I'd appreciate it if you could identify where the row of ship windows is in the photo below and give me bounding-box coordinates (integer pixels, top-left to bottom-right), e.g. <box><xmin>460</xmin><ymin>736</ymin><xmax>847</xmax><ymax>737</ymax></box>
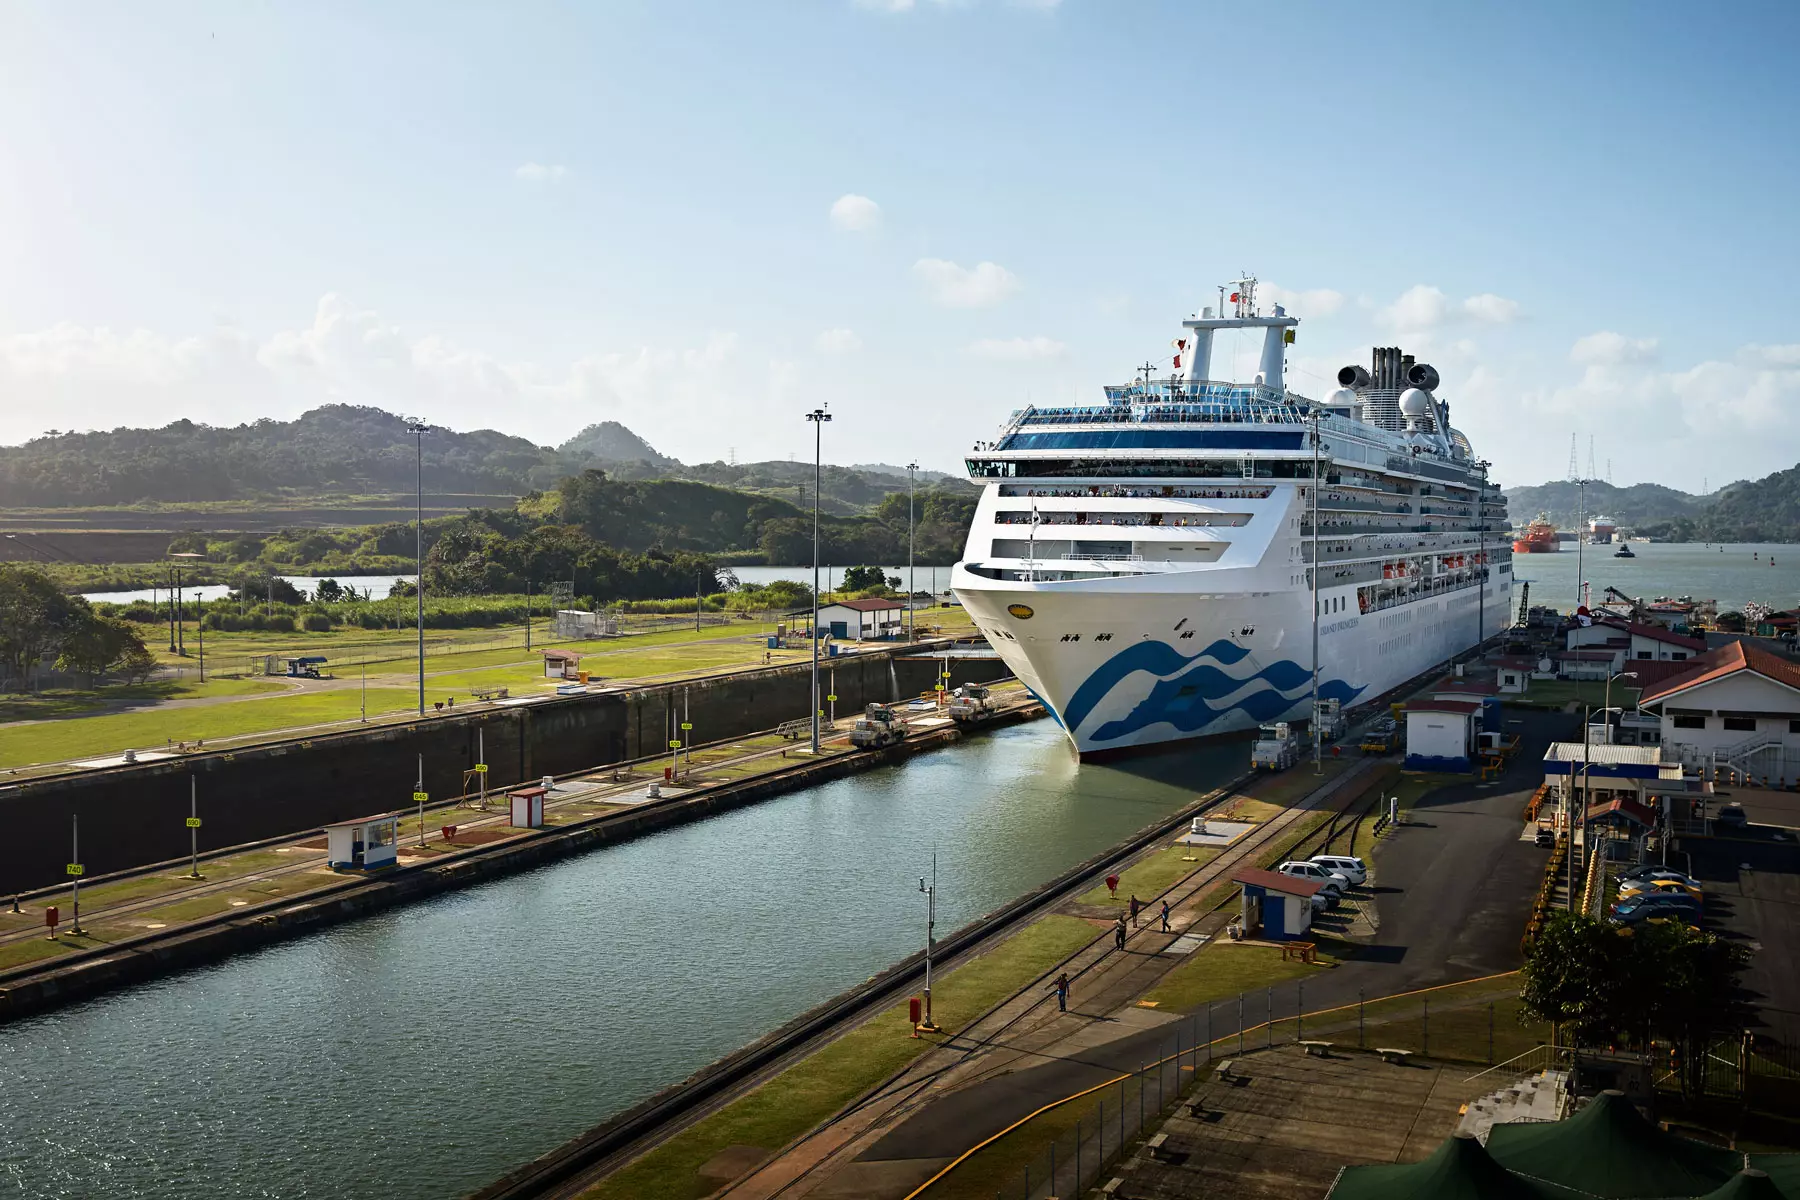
<box><xmin>993</xmin><ymin>511</ymin><xmax>1250</xmax><ymax>528</ymax></box>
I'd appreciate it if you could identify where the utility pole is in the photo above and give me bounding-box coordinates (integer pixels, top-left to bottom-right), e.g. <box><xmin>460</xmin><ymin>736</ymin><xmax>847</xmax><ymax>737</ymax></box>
<box><xmin>907</xmin><ymin>461</ymin><xmax>918</xmax><ymax>642</ymax></box>
<box><xmin>696</xmin><ymin>569</ymin><xmax>703</xmax><ymax>633</ymax></box>
<box><xmin>1310</xmin><ymin>410</ymin><xmax>1322</xmax><ymax>773</ymax></box>
<box><xmin>68</xmin><ymin>814</ymin><xmax>85</xmax><ymax>936</ymax></box>
<box><xmin>806</xmin><ymin>407</ymin><xmax>832</xmax><ymax>753</ymax></box>
<box><xmin>407</xmin><ymin>420</ymin><xmax>430</xmax><ymax>717</ymax></box>
<box><xmin>187</xmin><ymin>773</ymin><xmax>202</xmax><ymax>878</ymax></box>
<box><xmin>525</xmin><ymin>573</ymin><xmax>533</xmax><ymax>652</ymax></box>
<box><xmin>918</xmin><ymin>852</ymin><xmax>940</xmax><ymax>1031</ymax></box>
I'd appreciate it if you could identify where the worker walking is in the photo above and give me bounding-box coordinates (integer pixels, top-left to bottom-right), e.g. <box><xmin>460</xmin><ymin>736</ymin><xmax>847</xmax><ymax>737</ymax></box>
<box><xmin>1114</xmin><ymin>914</ymin><xmax>1128</xmax><ymax>951</ymax></box>
<box><xmin>1129</xmin><ymin>894</ymin><xmax>1142</xmax><ymax>928</ymax></box>
<box><xmin>1049</xmin><ymin>971</ymin><xmax>1070</xmax><ymax>1012</ymax></box>
<box><xmin>1160</xmin><ymin>899</ymin><xmax>1172</xmax><ymax>933</ymax></box>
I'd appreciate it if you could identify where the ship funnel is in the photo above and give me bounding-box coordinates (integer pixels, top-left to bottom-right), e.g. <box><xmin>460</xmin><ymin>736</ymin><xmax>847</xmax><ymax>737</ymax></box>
<box><xmin>1406</xmin><ymin>362</ymin><xmax>1440</xmax><ymax>391</ymax></box>
<box><xmin>1337</xmin><ymin>364</ymin><xmax>1370</xmax><ymax>388</ymax></box>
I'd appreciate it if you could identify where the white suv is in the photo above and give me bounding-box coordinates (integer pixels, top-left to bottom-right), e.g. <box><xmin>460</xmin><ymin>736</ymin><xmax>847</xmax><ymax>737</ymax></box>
<box><xmin>1309</xmin><ymin>855</ymin><xmax>1367</xmax><ymax>887</ymax></box>
<box><xmin>1277</xmin><ymin>860</ymin><xmax>1350</xmax><ymax>894</ymax></box>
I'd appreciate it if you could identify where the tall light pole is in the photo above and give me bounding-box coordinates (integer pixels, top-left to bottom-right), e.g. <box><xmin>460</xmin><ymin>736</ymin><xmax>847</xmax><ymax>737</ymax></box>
<box><xmin>406</xmin><ymin>419</ymin><xmax>430</xmax><ymax>717</ymax></box>
<box><xmin>806</xmin><ymin>407</ymin><xmax>832</xmax><ymax>753</ymax></box>
<box><xmin>1309</xmin><ymin>410</ymin><xmax>1322</xmax><ymax>773</ymax></box>
<box><xmin>918</xmin><ymin>852</ymin><xmax>939</xmax><ymax>1032</ymax></box>
<box><xmin>906</xmin><ymin>461</ymin><xmax>919</xmax><ymax>642</ymax></box>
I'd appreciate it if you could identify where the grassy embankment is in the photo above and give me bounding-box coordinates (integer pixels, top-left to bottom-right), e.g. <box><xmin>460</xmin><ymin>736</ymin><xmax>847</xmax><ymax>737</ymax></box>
<box><xmin>578</xmin><ymin>914</ymin><xmax>1097</xmax><ymax>1200</ymax></box>
<box><xmin>0</xmin><ymin>607</ymin><xmax>979</xmax><ymax>769</ymax></box>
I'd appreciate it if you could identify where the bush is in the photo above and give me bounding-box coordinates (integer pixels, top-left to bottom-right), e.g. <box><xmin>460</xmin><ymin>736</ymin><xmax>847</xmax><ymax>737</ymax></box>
<box><xmin>302</xmin><ymin>613</ymin><xmax>333</xmax><ymax>632</ymax></box>
<box><xmin>120</xmin><ymin>602</ymin><xmax>162</xmax><ymax>624</ymax></box>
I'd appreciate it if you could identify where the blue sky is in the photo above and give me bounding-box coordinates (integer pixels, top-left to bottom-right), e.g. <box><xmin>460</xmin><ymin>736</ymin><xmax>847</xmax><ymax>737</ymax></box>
<box><xmin>2</xmin><ymin>0</ymin><xmax>1797</xmax><ymax>488</ymax></box>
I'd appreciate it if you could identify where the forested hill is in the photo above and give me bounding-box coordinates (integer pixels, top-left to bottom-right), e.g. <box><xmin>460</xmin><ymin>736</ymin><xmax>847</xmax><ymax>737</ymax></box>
<box><xmin>1501</xmin><ymin>479</ymin><xmax>1711</xmax><ymax>530</ymax></box>
<box><xmin>0</xmin><ymin>406</ymin><xmax>973</xmax><ymax>509</ymax></box>
<box><xmin>1501</xmin><ymin>468</ymin><xmax>1800</xmax><ymax>542</ymax></box>
<box><xmin>0</xmin><ymin>406</ymin><xmax>579</xmax><ymax>505</ymax></box>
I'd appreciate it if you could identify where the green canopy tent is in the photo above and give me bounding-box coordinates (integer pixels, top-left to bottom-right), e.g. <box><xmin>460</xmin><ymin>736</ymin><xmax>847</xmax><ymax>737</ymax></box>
<box><xmin>1697</xmin><ymin>1169</ymin><xmax>1788</xmax><ymax>1200</ymax></box>
<box><xmin>1745</xmin><ymin>1156</ymin><xmax>1800</xmax><ymax>1199</ymax></box>
<box><xmin>1485</xmin><ymin>1091</ymin><xmax>1743</xmax><ymax>1198</ymax></box>
<box><xmin>1327</xmin><ymin>1132</ymin><xmax>1577</xmax><ymax>1200</ymax></box>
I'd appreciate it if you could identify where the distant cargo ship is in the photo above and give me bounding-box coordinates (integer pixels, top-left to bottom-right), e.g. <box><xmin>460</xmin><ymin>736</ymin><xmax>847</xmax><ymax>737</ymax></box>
<box><xmin>1589</xmin><ymin>515</ymin><xmax>1617</xmax><ymax>544</ymax></box>
<box><xmin>1513</xmin><ymin>515</ymin><xmax>1559</xmax><ymax>554</ymax></box>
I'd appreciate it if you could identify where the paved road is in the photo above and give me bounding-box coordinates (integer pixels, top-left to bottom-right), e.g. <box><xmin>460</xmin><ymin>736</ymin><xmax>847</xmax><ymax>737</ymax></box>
<box><xmin>1304</xmin><ymin>707</ymin><xmax>1574</xmax><ymax>1010</ymax></box>
<box><xmin>1685</xmin><ymin>834</ymin><xmax>1800</xmax><ymax>1046</ymax></box>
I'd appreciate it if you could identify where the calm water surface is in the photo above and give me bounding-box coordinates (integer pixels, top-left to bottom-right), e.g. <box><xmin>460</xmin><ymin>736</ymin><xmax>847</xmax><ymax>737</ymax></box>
<box><xmin>1510</xmin><ymin>541</ymin><xmax>1800</xmax><ymax>613</ymax></box>
<box><xmin>0</xmin><ymin>722</ymin><xmax>1240</xmax><ymax>1200</ymax></box>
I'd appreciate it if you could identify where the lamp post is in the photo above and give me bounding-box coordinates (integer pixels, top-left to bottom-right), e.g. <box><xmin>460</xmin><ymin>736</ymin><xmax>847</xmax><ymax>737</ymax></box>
<box><xmin>170</xmin><ymin>552</ymin><xmax>205</xmax><ymax>676</ymax></box>
<box><xmin>406</xmin><ymin>419</ymin><xmax>430</xmax><ymax>717</ymax></box>
<box><xmin>906</xmin><ymin>461</ymin><xmax>919</xmax><ymax>642</ymax></box>
<box><xmin>1309</xmin><ymin>410</ymin><xmax>1322</xmax><ymax>773</ymax></box>
<box><xmin>917</xmin><ymin>852</ymin><xmax>939</xmax><ymax>1032</ymax></box>
<box><xmin>806</xmin><ymin>407</ymin><xmax>832</xmax><ymax>753</ymax></box>
<box><xmin>1572</xmin><ymin>669</ymin><xmax>1639</xmax><ymax>909</ymax></box>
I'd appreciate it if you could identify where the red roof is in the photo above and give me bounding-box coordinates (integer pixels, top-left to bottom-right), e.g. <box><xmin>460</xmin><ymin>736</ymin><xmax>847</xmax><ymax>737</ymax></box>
<box><xmin>1598</xmin><ymin>617</ymin><xmax>1706</xmax><ymax>651</ymax></box>
<box><xmin>1405</xmin><ymin>698</ymin><xmax>1480</xmax><ymax>714</ymax></box>
<box><xmin>1233</xmin><ymin>867</ymin><xmax>1322</xmax><ymax>897</ymax></box>
<box><xmin>1585</xmin><ymin>796</ymin><xmax>1659</xmax><ymax>828</ymax></box>
<box><xmin>1558</xmin><ymin>649</ymin><xmax>1621</xmax><ymax>661</ymax></box>
<box><xmin>542</xmin><ymin>649</ymin><xmax>582</xmax><ymax>661</ymax></box>
<box><xmin>1640</xmin><ymin>639</ymin><xmax>1800</xmax><ymax>705</ymax></box>
<box><xmin>1492</xmin><ymin>655</ymin><xmax>1540</xmax><ymax>670</ymax></box>
<box><xmin>824</xmin><ymin>597</ymin><xmax>904</xmax><ymax>612</ymax></box>
<box><xmin>1434</xmin><ymin>678</ymin><xmax>1500</xmax><ymax>695</ymax></box>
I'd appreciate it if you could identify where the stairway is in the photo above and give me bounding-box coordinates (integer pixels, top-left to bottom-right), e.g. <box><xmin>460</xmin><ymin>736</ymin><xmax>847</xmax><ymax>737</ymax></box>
<box><xmin>1456</xmin><ymin>1068</ymin><xmax>1574</xmax><ymax>1141</ymax></box>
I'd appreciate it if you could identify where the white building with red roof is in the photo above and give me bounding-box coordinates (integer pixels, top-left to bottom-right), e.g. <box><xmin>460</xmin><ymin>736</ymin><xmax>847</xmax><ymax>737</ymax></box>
<box><xmin>1638</xmin><ymin>640</ymin><xmax>1800</xmax><ymax>783</ymax></box>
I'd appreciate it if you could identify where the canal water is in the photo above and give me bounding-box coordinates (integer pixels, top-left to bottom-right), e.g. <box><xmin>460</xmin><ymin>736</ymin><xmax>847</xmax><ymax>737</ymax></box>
<box><xmin>1510</xmin><ymin>541</ymin><xmax>1800</xmax><ymax>614</ymax></box>
<box><xmin>0</xmin><ymin>722</ymin><xmax>1241</xmax><ymax>1200</ymax></box>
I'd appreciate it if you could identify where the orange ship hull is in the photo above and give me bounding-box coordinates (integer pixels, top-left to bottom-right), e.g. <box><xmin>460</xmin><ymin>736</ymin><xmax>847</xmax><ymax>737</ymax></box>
<box><xmin>1513</xmin><ymin>517</ymin><xmax>1559</xmax><ymax>552</ymax></box>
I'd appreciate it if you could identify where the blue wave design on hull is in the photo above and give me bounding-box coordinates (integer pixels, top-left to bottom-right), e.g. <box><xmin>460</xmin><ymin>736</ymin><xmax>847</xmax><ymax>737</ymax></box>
<box><xmin>1064</xmin><ymin>639</ymin><xmax>1367</xmax><ymax>746</ymax></box>
<box><xmin>1061</xmin><ymin>639</ymin><xmax>1249</xmax><ymax>733</ymax></box>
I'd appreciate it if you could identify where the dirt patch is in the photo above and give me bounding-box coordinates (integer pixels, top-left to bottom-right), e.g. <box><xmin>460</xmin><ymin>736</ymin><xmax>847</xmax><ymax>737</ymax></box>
<box><xmin>442</xmin><ymin>829</ymin><xmax>516</xmax><ymax>847</ymax></box>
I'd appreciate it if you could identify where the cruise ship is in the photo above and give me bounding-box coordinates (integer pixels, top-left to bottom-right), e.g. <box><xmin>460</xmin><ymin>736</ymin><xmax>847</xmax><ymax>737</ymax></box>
<box><xmin>950</xmin><ymin>278</ymin><xmax>1513</xmax><ymax>757</ymax></box>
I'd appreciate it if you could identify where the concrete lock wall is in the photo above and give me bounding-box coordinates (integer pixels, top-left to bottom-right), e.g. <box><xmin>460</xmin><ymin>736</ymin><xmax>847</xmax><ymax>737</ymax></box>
<box><xmin>0</xmin><ymin>650</ymin><xmax>1008</xmax><ymax>893</ymax></box>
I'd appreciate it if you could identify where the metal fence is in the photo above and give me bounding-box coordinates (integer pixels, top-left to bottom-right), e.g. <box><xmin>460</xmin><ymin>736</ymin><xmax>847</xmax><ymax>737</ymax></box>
<box><xmin>952</xmin><ymin>977</ymin><xmax>1536</xmax><ymax>1200</ymax></box>
<box><xmin>953</xmin><ymin>979</ymin><xmax>1800</xmax><ymax>1200</ymax></box>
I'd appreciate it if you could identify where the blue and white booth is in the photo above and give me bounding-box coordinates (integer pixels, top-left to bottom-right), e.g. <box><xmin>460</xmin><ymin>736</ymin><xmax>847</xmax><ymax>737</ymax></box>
<box><xmin>1233</xmin><ymin>867</ymin><xmax>1319</xmax><ymax>941</ymax></box>
<box><xmin>325</xmin><ymin>813</ymin><xmax>400</xmax><ymax>872</ymax></box>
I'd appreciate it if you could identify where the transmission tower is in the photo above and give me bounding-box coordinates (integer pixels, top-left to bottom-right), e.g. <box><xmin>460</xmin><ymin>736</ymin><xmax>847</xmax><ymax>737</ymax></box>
<box><xmin>1587</xmin><ymin>436</ymin><xmax>1597</xmax><ymax>481</ymax></box>
<box><xmin>1566</xmin><ymin>433</ymin><xmax>1579</xmax><ymax>482</ymax></box>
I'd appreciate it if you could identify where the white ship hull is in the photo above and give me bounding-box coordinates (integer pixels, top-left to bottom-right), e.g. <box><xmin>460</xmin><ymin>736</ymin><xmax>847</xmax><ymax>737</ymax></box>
<box><xmin>955</xmin><ymin>564</ymin><xmax>1512</xmax><ymax>756</ymax></box>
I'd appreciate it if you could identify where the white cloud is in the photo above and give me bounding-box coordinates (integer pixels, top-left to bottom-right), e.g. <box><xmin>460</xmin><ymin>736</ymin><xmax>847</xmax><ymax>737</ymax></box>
<box><xmin>1259</xmin><ymin>283</ymin><xmax>1345</xmax><ymax>318</ymax></box>
<box><xmin>1571</xmin><ymin>331</ymin><xmax>1660</xmax><ymax>365</ymax></box>
<box><xmin>967</xmin><ymin>336</ymin><xmax>1066</xmax><ymax>361</ymax></box>
<box><xmin>912</xmin><ymin>258</ymin><xmax>1020</xmax><ymax>308</ymax></box>
<box><xmin>514</xmin><ymin>162</ymin><xmax>570</xmax><ymax>183</ymax></box>
<box><xmin>814</xmin><ymin>328</ymin><xmax>863</xmax><ymax>355</ymax></box>
<box><xmin>829</xmin><ymin>193</ymin><xmax>881</xmax><ymax>232</ymax></box>
<box><xmin>1378</xmin><ymin>284</ymin><xmax>1522</xmax><ymax>331</ymax></box>
<box><xmin>0</xmin><ymin>296</ymin><xmax>781</xmax><ymax>461</ymax></box>
<box><xmin>1461</xmin><ymin>293</ymin><xmax>1520</xmax><ymax>324</ymax></box>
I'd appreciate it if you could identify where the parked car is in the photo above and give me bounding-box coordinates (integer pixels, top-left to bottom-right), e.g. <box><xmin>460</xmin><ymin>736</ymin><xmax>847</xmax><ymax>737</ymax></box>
<box><xmin>1534</xmin><ymin>826</ymin><xmax>1557</xmax><ymax>848</ymax></box>
<box><xmin>1618</xmin><ymin>877</ymin><xmax>1702</xmax><ymax>902</ymax></box>
<box><xmin>1611</xmin><ymin>894</ymin><xmax>1701</xmax><ymax>923</ymax></box>
<box><xmin>1715</xmin><ymin>803</ymin><xmax>1749</xmax><ymax>829</ymax></box>
<box><xmin>1309</xmin><ymin>890</ymin><xmax>1338</xmax><ymax>913</ymax></box>
<box><xmin>1277</xmin><ymin>860</ymin><xmax>1349</xmax><ymax>894</ymax></box>
<box><xmin>1619</xmin><ymin>864</ymin><xmax>1696</xmax><ymax>884</ymax></box>
<box><xmin>1309</xmin><ymin>855</ymin><xmax>1367</xmax><ymax>886</ymax></box>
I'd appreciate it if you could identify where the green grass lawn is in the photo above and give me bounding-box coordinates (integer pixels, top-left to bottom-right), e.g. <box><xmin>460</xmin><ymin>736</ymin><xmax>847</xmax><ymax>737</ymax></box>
<box><xmin>0</xmin><ymin>677</ymin><xmax>288</xmax><ymax>724</ymax></box>
<box><xmin>1077</xmin><ymin>843</ymin><xmax>1221</xmax><ymax>907</ymax></box>
<box><xmin>1142</xmin><ymin>938</ymin><xmax>1350</xmax><ymax>1013</ymax></box>
<box><xmin>0</xmin><ymin>688</ymin><xmax>419</xmax><ymax>766</ymax></box>
<box><xmin>579</xmin><ymin>914</ymin><xmax>1097</xmax><ymax>1200</ymax></box>
<box><xmin>1519</xmin><ymin>678</ymin><xmax>1641</xmax><ymax>710</ymax></box>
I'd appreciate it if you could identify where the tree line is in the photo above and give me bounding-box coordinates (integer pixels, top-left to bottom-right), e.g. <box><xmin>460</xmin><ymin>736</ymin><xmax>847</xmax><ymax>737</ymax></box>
<box><xmin>0</xmin><ymin>565</ymin><xmax>156</xmax><ymax>690</ymax></box>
